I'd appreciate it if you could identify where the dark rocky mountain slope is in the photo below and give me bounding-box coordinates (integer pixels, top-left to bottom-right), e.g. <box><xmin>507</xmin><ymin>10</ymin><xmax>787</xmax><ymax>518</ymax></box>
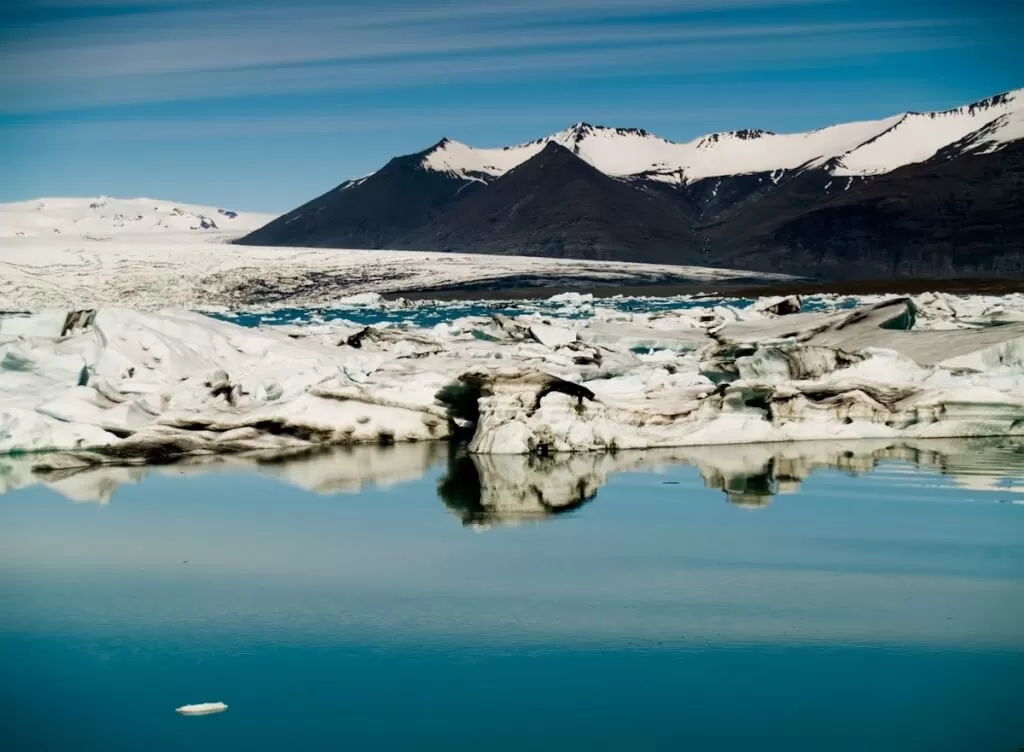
<box><xmin>394</xmin><ymin>142</ymin><xmax>702</xmax><ymax>263</ymax></box>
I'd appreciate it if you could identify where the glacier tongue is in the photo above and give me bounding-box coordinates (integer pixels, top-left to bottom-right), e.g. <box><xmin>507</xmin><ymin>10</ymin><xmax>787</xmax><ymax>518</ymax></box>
<box><xmin>2</xmin><ymin>295</ymin><xmax>1024</xmax><ymax>459</ymax></box>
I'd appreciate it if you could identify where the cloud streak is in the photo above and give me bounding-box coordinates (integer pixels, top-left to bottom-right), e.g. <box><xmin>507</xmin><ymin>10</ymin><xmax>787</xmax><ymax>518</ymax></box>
<box><xmin>1</xmin><ymin>102</ymin><xmax>878</xmax><ymax>143</ymax></box>
<box><xmin>0</xmin><ymin>0</ymin><xmax>1007</xmax><ymax>117</ymax></box>
<box><xmin>0</xmin><ymin>0</ymin><xmax>976</xmax><ymax>114</ymax></box>
<box><xmin>2</xmin><ymin>18</ymin><xmax>957</xmax><ymax>83</ymax></box>
<box><xmin>4</xmin><ymin>34</ymin><xmax>975</xmax><ymax>113</ymax></box>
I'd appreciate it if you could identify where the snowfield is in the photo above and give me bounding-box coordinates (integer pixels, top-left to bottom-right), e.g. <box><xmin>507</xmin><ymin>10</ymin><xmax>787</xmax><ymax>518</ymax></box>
<box><xmin>0</xmin><ymin>196</ymin><xmax>275</xmax><ymax>241</ymax></box>
<box><xmin>0</xmin><ymin>196</ymin><xmax>792</xmax><ymax>310</ymax></box>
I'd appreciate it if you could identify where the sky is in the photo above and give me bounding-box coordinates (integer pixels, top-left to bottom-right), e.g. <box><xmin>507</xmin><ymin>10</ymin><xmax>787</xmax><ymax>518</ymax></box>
<box><xmin>0</xmin><ymin>0</ymin><xmax>1020</xmax><ymax>212</ymax></box>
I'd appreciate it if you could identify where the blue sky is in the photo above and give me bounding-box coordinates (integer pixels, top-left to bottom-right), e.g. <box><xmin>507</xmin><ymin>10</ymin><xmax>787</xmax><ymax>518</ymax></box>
<box><xmin>0</xmin><ymin>0</ymin><xmax>1020</xmax><ymax>212</ymax></box>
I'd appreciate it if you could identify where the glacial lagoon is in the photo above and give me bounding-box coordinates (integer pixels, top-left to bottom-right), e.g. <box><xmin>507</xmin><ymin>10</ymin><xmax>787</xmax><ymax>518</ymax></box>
<box><xmin>2</xmin><ymin>438</ymin><xmax>1022</xmax><ymax>751</ymax></box>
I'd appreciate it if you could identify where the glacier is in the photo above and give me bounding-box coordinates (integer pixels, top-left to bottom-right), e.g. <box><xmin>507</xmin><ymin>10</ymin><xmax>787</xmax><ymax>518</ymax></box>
<box><xmin>2</xmin><ymin>292</ymin><xmax>1023</xmax><ymax>462</ymax></box>
<box><xmin>0</xmin><ymin>195</ymin><xmax>792</xmax><ymax>310</ymax></box>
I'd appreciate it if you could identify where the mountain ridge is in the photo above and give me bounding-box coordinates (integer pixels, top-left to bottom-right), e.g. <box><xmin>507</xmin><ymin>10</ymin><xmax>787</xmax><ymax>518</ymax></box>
<box><xmin>410</xmin><ymin>88</ymin><xmax>1021</xmax><ymax>185</ymax></box>
<box><xmin>237</xmin><ymin>88</ymin><xmax>1024</xmax><ymax>280</ymax></box>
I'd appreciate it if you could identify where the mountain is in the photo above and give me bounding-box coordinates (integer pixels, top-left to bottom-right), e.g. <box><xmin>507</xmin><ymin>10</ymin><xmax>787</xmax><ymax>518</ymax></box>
<box><xmin>0</xmin><ymin>197</ymin><xmax>276</xmax><ymax>242</ymax></box>
<box><xmin>238</xmin><ymin>89</ymin><xmax>1024</xmax><ymax>279</ymax></box>
<box><xmin>237</xmin><ymin>146</ymin><xmax>476</xmax><ymax>249</ymax></box>
<box><xmin>401</xmin><ymin>142</ymin><xmax>701</xmax><ymax>263</ymax></box>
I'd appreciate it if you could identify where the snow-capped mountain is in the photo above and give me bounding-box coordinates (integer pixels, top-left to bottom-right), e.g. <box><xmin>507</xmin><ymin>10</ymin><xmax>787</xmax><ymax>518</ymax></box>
<box><xmin>0</xmin><ymin>197</ymin><xmax>276</xmax><ymax>242</ymax></box>
<box><xmin>419</xmin><ymin>89</ymin><xmax>1022</xmax><ymax>184</ymax></box>
<box><xmin>238</xmin><ymin>88</ymin><xmax>1024</xmax><ymax>280</ymax></box>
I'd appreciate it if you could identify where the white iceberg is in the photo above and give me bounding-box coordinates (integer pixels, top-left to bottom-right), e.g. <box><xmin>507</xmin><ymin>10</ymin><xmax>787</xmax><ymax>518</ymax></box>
<box><xmin>176</xmin><ymin>702</ymin><xmax>228</xmax><ymax>716</ymax></box>
<box><xmin>1</xmin><ymin>295</ymin><xmax>1023</xmax><ymax>458</ymax></box>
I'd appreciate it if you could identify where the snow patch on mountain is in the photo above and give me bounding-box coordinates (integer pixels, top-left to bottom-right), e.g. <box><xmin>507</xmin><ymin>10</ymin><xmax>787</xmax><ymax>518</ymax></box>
<box><xmin>416</xmin><ymin>89</ymin><xmax>1023</xmax><ymax>185</ymax></box>
<box><xmin>421</xmin><ymin>138</ymin><xmax>546</xmax><ymax>181</ymax></box>
<box><xmin>832</xmin><ymin>90</ymin><xmax>1022</xmax><ymax>176</ymax></box>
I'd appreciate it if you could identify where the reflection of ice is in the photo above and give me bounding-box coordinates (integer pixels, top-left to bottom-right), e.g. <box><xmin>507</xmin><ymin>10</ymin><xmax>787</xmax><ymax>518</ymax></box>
<box><xmin>435</xmin><ymin>437</ymin><xmax>1024</xmax><ymax>524</ymax></box>
<box><xmin>672</xmin><ymin>437</ymin><xmax>1024</xmax><ymax>505</ymax></box>
<box><xmin>0</xmin><ymin>442</ymin><xmax>446</xmax><ymax>504</ymax></box>
<box><xmin>3</xmin><ymin>437</ymin><xmax>1023</xmax><ymax>516</ymax></box>
<box><xmin>437</xmin><ymin>448</ymin><xmax>607</xmax><ymax>527</ymax></box>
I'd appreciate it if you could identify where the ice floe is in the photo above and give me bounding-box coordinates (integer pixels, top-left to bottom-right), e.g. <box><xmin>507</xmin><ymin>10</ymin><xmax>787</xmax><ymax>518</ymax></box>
<box><xmin>175</xmin><ymin>702</ymin><xmax>228</xmax><ymax>716</ymax></box>
<box><xmin>2</xmin><ymin>294</ymin><xmax>1024</xmax><ymax>459</ymax></box>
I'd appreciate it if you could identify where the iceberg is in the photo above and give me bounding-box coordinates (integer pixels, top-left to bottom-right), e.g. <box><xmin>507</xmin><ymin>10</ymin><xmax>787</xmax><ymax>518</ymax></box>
<box><xmin>176</xmin><ymin>702</ymin><xmax>228</xmax><ymax>716</ymax></box>
<box><xmin>2</xmin><ymin>294</ymin><xmax>1024</xmax><ymax>459</ymax></box>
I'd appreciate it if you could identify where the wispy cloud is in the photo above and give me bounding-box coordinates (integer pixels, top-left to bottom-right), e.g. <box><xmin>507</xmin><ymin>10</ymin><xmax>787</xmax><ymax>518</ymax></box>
<box><xmin>0</xmin><ymin>0</ymin><xmax>973</xmax><ymax>115</ymax></box>
<box><xmin>4</xmin><ymin>31</ymin><xmax>975</xmax><ymax>113</ymax></box>
<box><xmin>1</xmin><ymin>101</ymin><xmax>875</xmax><ymax>142</ymax></box>
<box><xmin>2</xmin><ymin>18</ymin><xmax>955</xmax><ymax>83</ymax></box>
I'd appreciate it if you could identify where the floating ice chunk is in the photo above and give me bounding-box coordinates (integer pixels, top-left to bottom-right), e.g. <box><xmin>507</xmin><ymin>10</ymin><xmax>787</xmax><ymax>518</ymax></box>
<box><xmin>528</xmin><ymin>322</ymin><xmax>578</xmax><ymax>349</ymax></box>
<box><xmin>733</xmin><ymin>346</ymin><xmax>864</xmax><ymax>383</ymax></box>
<box><xmin>753</xmin><ymin>295</ymin><xmax>801</xmax><ymax>316</ymax></box>
<box><xmin>176</xmin><ymin>702</ymin><xmax>228</xmax><ymax>716</ymax></box>
<box><xmin>336</xmin><ymin>292</ymin><xmax>384</xmax><ymax>307</ymax></box>
<box><xmin>547</xmin><ymin>292</ymin><xmax>594</xmax><ymax>305</ymax></box>
<box><xmin>0</xmin><ymin>309</ymin><xmax>74</xmax><ymax>338</ymax></box>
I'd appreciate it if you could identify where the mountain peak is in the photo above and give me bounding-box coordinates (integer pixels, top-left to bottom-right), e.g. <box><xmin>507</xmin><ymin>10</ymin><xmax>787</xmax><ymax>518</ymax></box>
<box><xmin>557</xmin><ymin>122</ymin><xmax>600</xmax><ymax>142</ymax></box>
<box><xmin>408</xmin><ymin>88</ymin><xmax>1022</xmax><ymax>185</ymax></box>
<box><xmin>905</xmin><ymin>88</ymin><xmax>1021</xmax><ymax>120</ymax></box>
<box><xmin>507</xmin><ymin>140</ymin><xmax>582</xmax><ymax>171</ymax></box>
<box><xmin>696</xmin><ymin>129</ymin><xmax>775</xmax><ymax>149</ymax></box>
<box><xmin>559</xmin><ymin>122</ymin><xmax>653</xmax><ymax>139</ymax></box>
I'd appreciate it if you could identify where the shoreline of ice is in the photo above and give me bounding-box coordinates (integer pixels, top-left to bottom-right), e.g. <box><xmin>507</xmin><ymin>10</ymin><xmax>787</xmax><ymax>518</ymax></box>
<box><xmin>2</xmin><ymin>292</ymin><xmax>1023</xmax><ymax>460</ymax></box>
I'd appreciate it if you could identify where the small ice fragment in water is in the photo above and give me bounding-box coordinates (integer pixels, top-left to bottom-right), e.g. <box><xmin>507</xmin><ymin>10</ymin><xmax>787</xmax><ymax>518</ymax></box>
<box><xmin>176</xmin><ymin>702</ymin><xmax>228</xmax><ymax>716</ymax></box>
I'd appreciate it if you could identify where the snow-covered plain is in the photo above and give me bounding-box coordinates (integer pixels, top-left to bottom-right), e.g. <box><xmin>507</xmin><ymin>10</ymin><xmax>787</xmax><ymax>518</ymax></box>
<box><xmin>0</xmin><ymin>197</ymin><xmax>791</xmax><ymax>310</ymax></box>
<box><xmin>2</xmin><ymin>292</ymin><xmax>1023</xmax><ymax>464</ymax></box>
<box><xmin>0</xmin><ymin>197</ymin><xmax>275</xmax><ymax>241</ymax></box>
<box><xmin>418</xmin><ymin>89</ymin><xmax>1023</xmax><ymax>185</ymax></box>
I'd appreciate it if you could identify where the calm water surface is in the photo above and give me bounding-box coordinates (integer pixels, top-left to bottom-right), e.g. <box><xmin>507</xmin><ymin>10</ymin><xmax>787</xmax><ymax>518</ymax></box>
<box><xmin>2</xmin><ymin>439</ymin><xmax>1022</xmax><ymax>751</ymax></box>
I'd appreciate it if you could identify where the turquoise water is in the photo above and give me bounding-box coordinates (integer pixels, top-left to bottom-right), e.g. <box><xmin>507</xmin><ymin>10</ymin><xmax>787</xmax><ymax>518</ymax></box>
<box><xmin>207</xmin><ymin>294</ymin><xmax>859</xmax><ymax>329</ymax></box>
<box><xmin>2</xmin><ymin>440</ymin><xmax>1022</xmax><ymax>751</ymax></box>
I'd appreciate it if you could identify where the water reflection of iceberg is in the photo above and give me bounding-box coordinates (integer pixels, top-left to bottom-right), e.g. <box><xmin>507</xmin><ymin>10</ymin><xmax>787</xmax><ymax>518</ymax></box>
<box><xmin>0</xmin><ymin>442</ymin><xmax>446</xmax><ymax>504</ymax></box>
<box><xmin>436</xmin><ymin>437</ymin><xmax>1024</xmax><ymax>524</ymax></box>
<box><xmin>439</xmin><ymin>437</ymin><xmax>1024</xmax><ymax>521</ymax></box>
<box><xmin>653</xmin><ymin>437</ymin><xmax>1024</xmax><ymax>507</ymax></box>
<box><xmin>437</xmin><ymin>448</ymin><xmax>604</xmax><ymax>527</ymax></box>
<box><xmin>2</xmin><ymin>437</ymin><xmax>1022</xmax><ymax>517</ymax></box>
